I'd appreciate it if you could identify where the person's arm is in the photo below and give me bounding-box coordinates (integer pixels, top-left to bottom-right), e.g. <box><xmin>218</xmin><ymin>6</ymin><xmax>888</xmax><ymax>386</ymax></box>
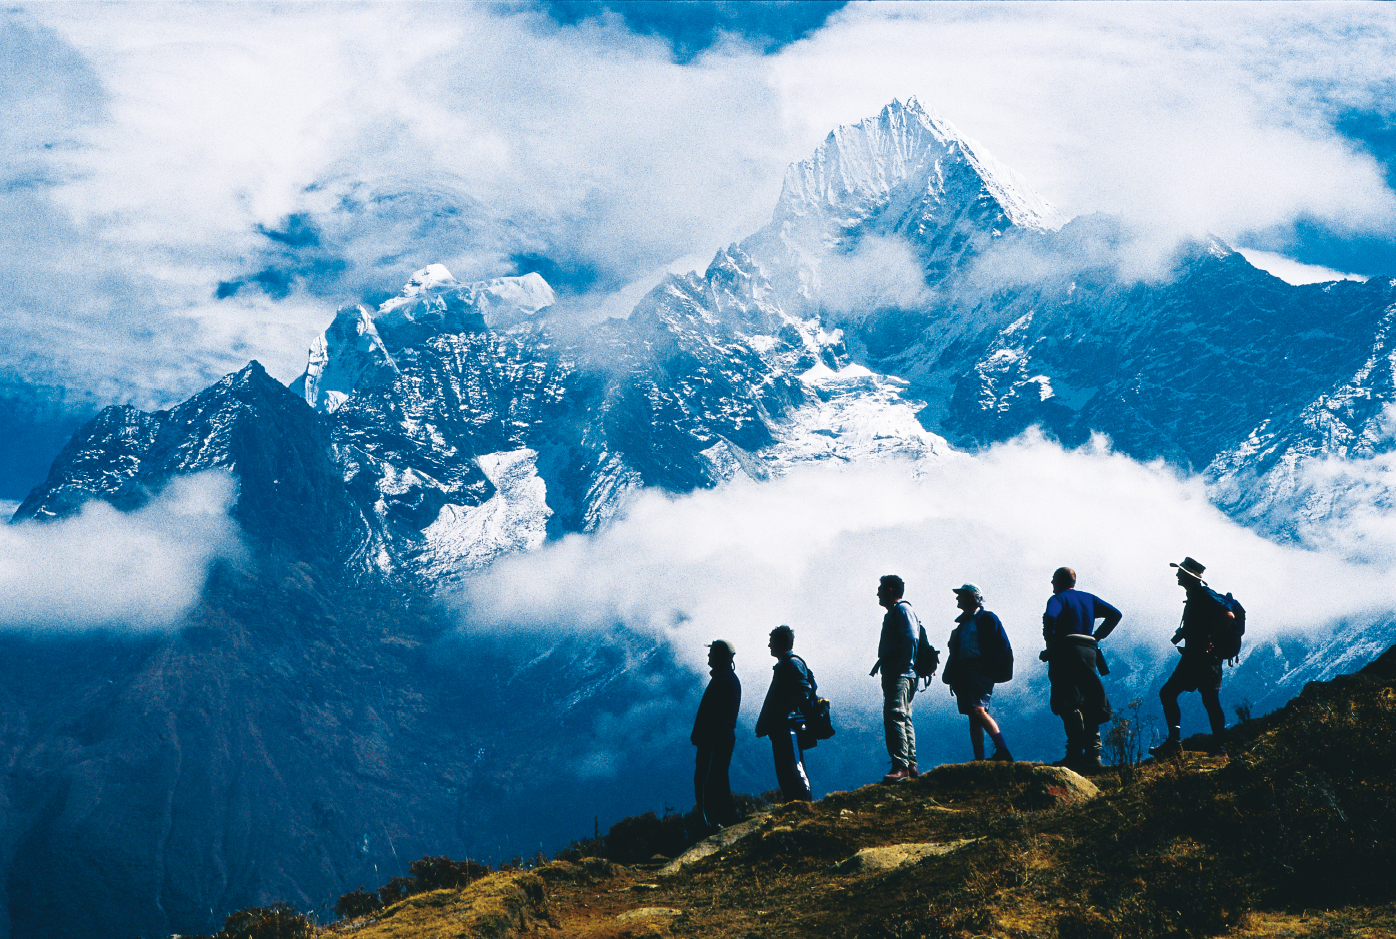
<box><xmin>790</xmin><ymin>658</ymin><xmax>816</xmax><ymax>720</ymax></box>
<box><xmin>1092</xmin><ymin>596</ymin><xmax>1123</xmax><ymax>641</ymax></box>
<box><xmin>692</xmin><ymin>683</ymin><xmax>712</xmax><ymax>745</ymax></box>
<box><xmin>719</xmin><ymin>671</ymin><xmax>741</xmax><ymax>728</ymax></box>
<box><xmin>894</xmin><ymin>603</ymin><xmax>916</xmax><ymax>671</ymax></box>
<box><xmin>1041</xmin><ymin>597</ymin><xmax>1061</xmax><ymax>661</ymax></box>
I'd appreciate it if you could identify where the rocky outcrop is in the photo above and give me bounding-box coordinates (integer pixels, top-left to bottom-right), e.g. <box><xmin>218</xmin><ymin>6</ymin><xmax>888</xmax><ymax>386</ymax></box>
<box><xmin>832</xmin><ymin>839</ymin><xmax>975</xmax><ymax>874</ymax></box>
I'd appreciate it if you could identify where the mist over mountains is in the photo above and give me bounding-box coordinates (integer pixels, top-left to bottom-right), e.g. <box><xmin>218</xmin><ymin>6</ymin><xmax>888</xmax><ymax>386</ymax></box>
<box><xmin>4</xmin><ymin>98</ymin><xmax>1396</xmax><ymax>939</ymax></box>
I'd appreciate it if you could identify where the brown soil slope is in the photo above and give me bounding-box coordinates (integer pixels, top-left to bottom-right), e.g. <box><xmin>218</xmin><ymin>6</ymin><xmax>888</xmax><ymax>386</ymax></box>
<box><xmin>236</xmin><ymin>645</ymin><xmax>1396</xmax><ymax>939</ymax></box>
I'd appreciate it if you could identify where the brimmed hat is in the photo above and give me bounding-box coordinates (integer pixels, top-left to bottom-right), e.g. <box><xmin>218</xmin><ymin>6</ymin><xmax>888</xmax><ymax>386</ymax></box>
<box><xmin>1170</xmin><ymin>557</ymin><xmax>1206</xmax><ymax>581</ymax></box>
<box><xmin>951</xmin><ymin>583</ymin><xmax>983</xmax><ymax>601</ymax></box>
<box><xmin>708</xmin><ymin>639</ymin><xmax>736</xmax><ymax>657</ymax></box>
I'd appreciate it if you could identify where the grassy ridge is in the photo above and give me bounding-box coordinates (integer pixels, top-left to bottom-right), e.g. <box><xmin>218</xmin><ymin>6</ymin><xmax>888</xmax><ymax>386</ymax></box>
<box><xmin>198</xmin><ymin>645</ymin><xmax>1396</xmax><ymax>939</ymax></box>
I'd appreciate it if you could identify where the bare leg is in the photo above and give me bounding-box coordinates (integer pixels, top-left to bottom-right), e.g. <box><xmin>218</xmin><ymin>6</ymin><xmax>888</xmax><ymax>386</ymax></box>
<box><xmin>972</xmin><ymin>706</ymin><xmax>1000</xmax><ymax>736</ymax></box>
<box><xmin>968</xmin><ymin>719</ymin><xmax>985</xmax><ymax>760</ymax></box>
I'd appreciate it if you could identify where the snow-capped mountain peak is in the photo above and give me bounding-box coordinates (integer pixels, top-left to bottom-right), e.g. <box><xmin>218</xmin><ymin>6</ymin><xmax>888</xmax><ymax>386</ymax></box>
<box><xmin>775</xmin><ymin>97</ymin><xmax>1064</xmax><ymax>234</ymax></box>
<box><xmin>291</xmin><ymin>266</ymin><xmax>558</xmax><ymax>413</ymax></box>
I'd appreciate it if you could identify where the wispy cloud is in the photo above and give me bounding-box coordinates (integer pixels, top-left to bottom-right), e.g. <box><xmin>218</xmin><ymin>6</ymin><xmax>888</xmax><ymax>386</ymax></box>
<box><xmin>0</xmin><ymin>470</ymin><xmax>244</xmax><ymax>630</ymax></box>
<box><xmin>3</xmin><ymin>3</ymin><xmax>1393</xmax><ymax>411</ymax></box>
<box><xmin>454</xmin><ymin>433</ymin><xmax>1395</xmax><ymax>724</ymax></box>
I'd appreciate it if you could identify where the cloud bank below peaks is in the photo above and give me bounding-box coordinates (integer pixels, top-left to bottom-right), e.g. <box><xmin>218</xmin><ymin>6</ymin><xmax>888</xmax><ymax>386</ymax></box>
<box><xmin>0</xmin><ymin>470</ymin><xmax>245</xmax><ymax>631</ymax></box>
<box><xmin>455</xmin><ymin>432</ymin><xmax>1396</xmax><ymax>719</ymax></box>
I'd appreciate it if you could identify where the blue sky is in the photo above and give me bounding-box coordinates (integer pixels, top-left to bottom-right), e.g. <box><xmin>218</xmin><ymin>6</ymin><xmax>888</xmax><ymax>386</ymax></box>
<box><xmin>2</xmin><ymin>2</ymin><xmax>1396</xmax><ymax>498</ymax></box>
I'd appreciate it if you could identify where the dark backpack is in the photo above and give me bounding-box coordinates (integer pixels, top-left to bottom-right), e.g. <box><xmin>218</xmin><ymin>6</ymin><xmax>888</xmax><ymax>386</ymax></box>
<box><xmin>902</xmin><ymin>602</ymin><xmax>941</xmax><ymax>688</ymax></box>
<box><xmin>982</xmin><ymin>613</ymin><xmax>1014</xmax><ymax>684</ymax></box>
<box><xmin>792</xmin><ymin>656</ymin><xmax>834</xmax><ymax>742</ymax></box>
<box><xmin>914</xmin><ymin>624</ymin><xmax>941</xmax><ymax>688</ymax></box>
<box><xmin>1205</xmin><ymin>588</ymin><xmax>1246</xmax><ymax>663</ymax></box>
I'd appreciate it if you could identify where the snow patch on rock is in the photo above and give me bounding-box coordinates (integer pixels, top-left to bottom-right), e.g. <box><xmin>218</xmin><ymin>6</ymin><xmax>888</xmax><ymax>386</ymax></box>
<box><xmin>418</xmin><ymin>448</ymin><xmax>552</xmax><ymax>583</ymax></box>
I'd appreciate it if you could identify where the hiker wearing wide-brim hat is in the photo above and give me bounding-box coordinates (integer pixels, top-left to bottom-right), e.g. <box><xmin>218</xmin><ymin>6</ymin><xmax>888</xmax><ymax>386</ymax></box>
<box><xmin>942</xmin><ymin>584</ymin><xmax>1015</xmax><ymax>763</ymax></box>
<box><xmin>1150</xmin><ymin>557</ymin><xmax>1233</xmax><ymax>760</ymax></box>
<box><xmin>692</xmin><ymin>639</ymin><xmax>741</xmax><ymax>833</ymax></box>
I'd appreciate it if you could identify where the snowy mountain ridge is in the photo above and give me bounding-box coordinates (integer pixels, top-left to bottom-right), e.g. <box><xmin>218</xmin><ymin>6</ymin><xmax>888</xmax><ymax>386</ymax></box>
<box><xmin>23</xmin><ymin>98</ymin><xmax>1396</xmax><ymax>590</ymax></box>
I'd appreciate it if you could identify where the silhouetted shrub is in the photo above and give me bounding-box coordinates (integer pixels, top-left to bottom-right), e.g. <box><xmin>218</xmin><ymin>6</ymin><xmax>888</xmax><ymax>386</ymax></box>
<box><xmin>408</xmin><ymin>855</ymin><xmax>492</xmax><ymax>890</ymax></box>
<box><xmin>216</xmin><ymin>903</ymin><xmax>315</xmax><ymax>939</ymax></box>
<box><xmin>334</xmin><ymin>886</ymin><xmax>381</xmax><ymax>921</ymax></box>
<box><xmin>602</xmin><ymin>809</ymin><xmax>695</xmax><ymax>863</ymax></box>
<box><xmin>377</xmin><ymin>875</ymin><xmax>417</xmax><ymax>906</ymax></box>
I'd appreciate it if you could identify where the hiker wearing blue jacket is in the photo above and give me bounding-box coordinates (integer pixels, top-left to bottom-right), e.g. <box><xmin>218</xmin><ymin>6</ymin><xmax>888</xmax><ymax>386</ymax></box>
<box><xmin>1150</xmin><ymin>557</ymin><xmax>1231</xmax><ymax>758</ymax></box>
<box><xmin>1041</xmin><ymin>567</ymin><xmax>1121</xmax><ymax>774</ymax></box>
<box><xmin>871</xmin><ymin>574</ymin><xmax>919</xmax><ymax>783</ymax></box>
<box><xmin>691</xmin><ymin>639</ymin><xmax>740</xmax><ymax>832</ymax></box>
<box><xmin>755</xmin><ymin>625</ymin><xmax>815</xmax><ymax>802</ymax></box>
<box><xmin>943</xmin><ymin>584</ymin><xmax>1014</xmax><ymax>762</ymax></box>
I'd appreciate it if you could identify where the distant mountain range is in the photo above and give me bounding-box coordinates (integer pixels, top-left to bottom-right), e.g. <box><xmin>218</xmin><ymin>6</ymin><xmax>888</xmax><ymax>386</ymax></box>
<box><xmin>5</xmin><ymin>98</ymin><xmax>1396</xmax><ymax>939</ymax></box>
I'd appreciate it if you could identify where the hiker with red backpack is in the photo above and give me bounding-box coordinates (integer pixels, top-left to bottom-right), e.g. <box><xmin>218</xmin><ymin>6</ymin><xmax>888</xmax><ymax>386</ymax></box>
<box><xmin>1149</xmin><ymin>557</ymin><xmax>1245</xmax><ymax>759</ymax></box>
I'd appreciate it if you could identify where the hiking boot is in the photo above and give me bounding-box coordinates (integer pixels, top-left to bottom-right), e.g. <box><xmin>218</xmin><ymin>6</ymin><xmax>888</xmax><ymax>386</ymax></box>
<box><xmin>882</xmin><ymin>766</ymin><xmax>914</xmax><ymax>783</ymax></box>
<box><xmin>1148</xmin><ymin>739</ymin><xmax>1182</xmax><ymax>759</ymax></box>
<box><xmin>1075</xmin><ymin>753</ymin><xmax>1104</xmax><ymax>776</ymax></box>
<box><xmin>908</xmin><ymin>765</ymin><xmax>919</xmax><ymax>778</ymax></box>
<box><xmin>989</xmin><ymin>746</ymin><xmax>1014</xmax><ymax>762</ymax></box>
<box><xmin>1051</xmin><ymin>750</ymin><xmax>1082</xmax><ymax>769</ymax></box>
<box><xmin>1206</xmin><ymin>741</ymin><xmax>1230</xmax><ymax>759</ymax></box>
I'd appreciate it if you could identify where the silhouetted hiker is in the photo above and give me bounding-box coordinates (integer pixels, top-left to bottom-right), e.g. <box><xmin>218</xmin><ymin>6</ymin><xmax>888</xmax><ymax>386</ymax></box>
<box><xmin>871</xmin><ymin>574</ymin><xmax>919</xmax><ymax>782</ymax></box>
<box><xmin>754</xmin><ymin>625</ymin><xmax>815</xmax><ymax>802</ymax></box>
<box><xmin>691</xmin><ymin>639</ymin><xmax>740</xmax><ymax>832</ymax></box>
<box><xmin>943</xmin><ymin>584</ymin><xmax>1014</xmax><ymax>762</ymax></box>
<box><xmin>1040</xmin><ymin>566</ymin><xmax>1121</xmax><ymax>774</ymax></box>
<box><xmin>1150</xmin><ymin>557</ymin><xmax>1233</xmax><ymax>758</ymax></box>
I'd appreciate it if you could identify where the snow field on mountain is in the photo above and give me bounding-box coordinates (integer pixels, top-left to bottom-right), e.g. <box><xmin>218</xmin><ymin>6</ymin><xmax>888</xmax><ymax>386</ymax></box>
<box><xmin>418</xmin><ymin>448</ymin><xmax>551</xmax><ymax>583</ymax></box>
<box><xmin>455</xmin><ymin>431</ymin><xmax>1396</xmax><ymax>729</ymax></box>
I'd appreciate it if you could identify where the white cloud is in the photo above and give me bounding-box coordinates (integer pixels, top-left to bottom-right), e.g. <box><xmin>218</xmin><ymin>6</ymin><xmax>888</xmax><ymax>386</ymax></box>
<box><xmin>1235</xmin><ymin>248</ymin><xmax>1367</xmax><ymax>286</ymax></box>
<box><xmin>454</xmin><ymin>433</ymin><xmax>1395</xmax><ymax>724</ymax></box>
<box><xmin>772</xmin><ymin>4</ymin><xmax>1396</xmax><ymax>245</ymax></box>
<box><xmin>4</xmin><ymin>3</ymin><xmax>1394</xmax><ymax>408</ymax></box>
<box><xmin>0</xmin><ymin>470</ymin><xmax>245</xmax><ymax>630</ymax></box>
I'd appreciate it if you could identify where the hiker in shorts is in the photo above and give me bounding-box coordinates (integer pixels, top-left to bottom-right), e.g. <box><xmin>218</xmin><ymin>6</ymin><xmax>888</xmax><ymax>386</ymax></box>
<box><xmin>754</xmin><ymin>625</ymin><xmax>815</xmax><ymax>802</ymax></box>
<box><xmin>1149</xmin><ymin>557</ymin><xmax>1231</xmax><ymax>758</ymax></box>
<box><xmin>871</xmin><ymin>574</ymin><xmax>919</xmax><ymax>783</ymax></box>
<box><xmin>943</xmin><ymin>584</ymin><xmax>1014</xmax><ymax>762</ymax></box>
<box><xmin>691</xmin><ymin>639</ymin><xmax>740</xmax><ymax>832</ymax></box>
<box><xmin>1041</xmin><ymin>567</ymin><xmax>1121</xmax><ymax>774</ymax></box>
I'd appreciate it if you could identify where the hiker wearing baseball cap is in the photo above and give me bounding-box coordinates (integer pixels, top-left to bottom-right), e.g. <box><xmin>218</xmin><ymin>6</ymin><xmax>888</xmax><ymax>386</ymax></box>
<box><xmin>691</xmin><ymin>639</ymin><xmax>741</xmax><ymax>832</ymax></box>
<box><xmin>942</xmin><ymin>583</ymin><xmax>1015</xmax><ymax>762</ymax></box>
<box><xmin>1149</xmin><ymin>557</ymin><xmax>1234</xmax><ymax>759</ymax></box>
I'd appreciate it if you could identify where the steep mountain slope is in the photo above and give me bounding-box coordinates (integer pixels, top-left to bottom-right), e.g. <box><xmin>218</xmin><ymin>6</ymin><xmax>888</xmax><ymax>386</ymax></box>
<box><xmin>0</xmin><ymin>560</ymin><xmax>699</xmax><ymax>939</ymax></box>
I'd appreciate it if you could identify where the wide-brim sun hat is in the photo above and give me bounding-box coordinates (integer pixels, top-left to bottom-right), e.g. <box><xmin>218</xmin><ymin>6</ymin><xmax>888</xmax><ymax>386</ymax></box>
<box><xmin>952</xmin><ymin>583</ymin><xmax>983</xmax><ymax>599</ymax></box>
<box><xmin>1170</xmin><ymin>557</ymin><xmax>1206</xmax><ymax>580</ymax></box>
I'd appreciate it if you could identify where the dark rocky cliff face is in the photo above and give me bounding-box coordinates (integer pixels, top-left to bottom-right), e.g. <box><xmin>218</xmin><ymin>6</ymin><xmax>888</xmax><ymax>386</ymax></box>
<box><xmin>16</xmin><ymin>362</ymin><xmax>363</xmax><ymax>569</ymax></box>
<box><xmin>0</xmin><ymin>561</ymin><xmax>699</xmax><ymax>939</ymax></box>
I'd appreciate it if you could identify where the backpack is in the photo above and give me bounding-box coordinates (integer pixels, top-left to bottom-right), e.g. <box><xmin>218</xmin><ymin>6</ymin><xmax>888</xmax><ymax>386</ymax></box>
<box><xmin>914</xmin><ymin>623</ymin><xmax>941</xmax><ymax>689</ymax></box>
<box><xmin>981</xmin><ymin>612</ymin><xmax>1014</xmax><ymax>684</ymax></box>
<box><xmin>1205</xmin><ymin>588</ymin><xmax>1246</xmax><ymax>663</ymax></box>
<box><xmin>897</xmin><ymin>601</ymin><xmax>941</xmax><ymax>689</ymax></box>
<box><xmin>792</xmin><ymin>656</ymin><xmax>835</xmax><ymax>742</ymax></box>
